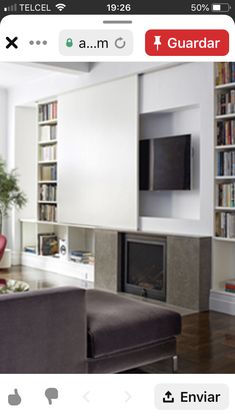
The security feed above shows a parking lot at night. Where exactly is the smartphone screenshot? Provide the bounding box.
[0,0,234,416]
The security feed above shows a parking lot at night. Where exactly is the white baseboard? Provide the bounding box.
[21,252,94,282]
[11,250,21,266]
[210,289,235,315]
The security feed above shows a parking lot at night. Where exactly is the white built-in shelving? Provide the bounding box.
[210,62,235,315]
[20,97,95,283]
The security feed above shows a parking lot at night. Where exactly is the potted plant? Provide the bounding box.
[0,158,27,237]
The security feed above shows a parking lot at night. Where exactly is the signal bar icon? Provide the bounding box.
[4,3,17,12]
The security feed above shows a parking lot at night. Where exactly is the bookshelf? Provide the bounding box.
[37,100,58,223]
[214,63,235,240]
[210,63,235,314]
[21,219,95,283]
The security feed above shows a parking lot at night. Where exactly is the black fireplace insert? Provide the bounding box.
[122,234,166,301]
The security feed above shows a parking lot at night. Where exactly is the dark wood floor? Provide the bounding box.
[2,266,235,373]
[136,311,235,373]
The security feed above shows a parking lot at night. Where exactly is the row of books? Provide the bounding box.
[39,125,57,142]
[39,184,57,202]
[70,250,95,265]
[217,151,235,176]
[217,91,235,115]
[217,120,235,146]
[215,212,235,238]
[39,204,57,222]
[38,233,58,256]
[216,183,235,207]
[39,144,57,161]
[225,280,235,294]
[40,165,57,181]
[38,102,57,122]
[216,63,235,86]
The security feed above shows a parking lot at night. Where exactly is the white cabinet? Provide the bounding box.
[58,75,138,230]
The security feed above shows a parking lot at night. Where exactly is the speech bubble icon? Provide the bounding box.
[45,388,58,405]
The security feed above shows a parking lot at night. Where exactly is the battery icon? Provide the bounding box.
[212,3,231,12]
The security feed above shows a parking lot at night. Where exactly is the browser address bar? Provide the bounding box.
[59,30,133,56]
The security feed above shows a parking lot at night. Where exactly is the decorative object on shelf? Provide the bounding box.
[59,238,67,259]
[0,158,27,234]
[0,279,29,294]
[38,233,58,256]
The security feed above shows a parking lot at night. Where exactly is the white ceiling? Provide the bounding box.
[0,63,56,88]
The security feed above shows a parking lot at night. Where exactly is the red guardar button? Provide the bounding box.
[145,30,229,56]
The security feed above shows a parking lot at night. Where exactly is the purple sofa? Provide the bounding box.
[0,287,181,373]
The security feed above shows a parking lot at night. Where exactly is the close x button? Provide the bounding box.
[145,29,229,56]
[6,36,18,49]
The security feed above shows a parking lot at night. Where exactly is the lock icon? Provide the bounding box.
[66,38,73,48]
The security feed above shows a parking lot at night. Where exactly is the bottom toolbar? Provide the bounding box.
[0,374,233,417]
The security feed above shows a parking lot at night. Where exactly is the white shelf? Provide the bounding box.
[38,140,57,145]
[38,201,57,204]
[214,237,235,243]
[215,82,235,90]
[38,119,57,126]
[215,207,235,211]
[38,160,57,164]
[215,176,235,180]
[38,180,57,184]
[215,113,235,120]
[215,145,235,150]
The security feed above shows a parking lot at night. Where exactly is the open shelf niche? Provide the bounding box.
[139,106,200,232]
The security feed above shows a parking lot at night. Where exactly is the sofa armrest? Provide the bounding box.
[0,287,87,373]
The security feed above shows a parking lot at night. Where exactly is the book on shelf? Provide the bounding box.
[38,233,58,256]
[24,245,36,254]
[217,90,235,115]
[70,250,95,264]
[38,101,57,122]
[39,203,57,222]
[217,151,235,176]
[39,144,57,161]
[216,183,235,207]
[217,120,235,146]
[215,211,235,238]
[225,280,235,293]
[39,125,57,142]
[39,184,57,201]
[216,63,235,86]
[40,165,57,181]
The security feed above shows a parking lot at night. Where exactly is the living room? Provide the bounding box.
[0,61,235,373]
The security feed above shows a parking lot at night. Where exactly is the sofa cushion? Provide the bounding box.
[86,289,181,359]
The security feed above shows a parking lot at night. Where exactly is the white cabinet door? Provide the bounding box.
[58,75,138,230]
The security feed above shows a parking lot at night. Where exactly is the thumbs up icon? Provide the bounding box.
[8,389,22,406]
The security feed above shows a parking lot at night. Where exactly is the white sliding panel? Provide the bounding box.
[58,75,138,230]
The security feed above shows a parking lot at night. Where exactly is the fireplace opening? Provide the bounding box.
[122,234,166,301]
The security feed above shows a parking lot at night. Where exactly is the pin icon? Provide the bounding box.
[45,388,58,405]
[8,389,22,406]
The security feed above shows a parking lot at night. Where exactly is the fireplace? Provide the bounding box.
[122,234,166,301]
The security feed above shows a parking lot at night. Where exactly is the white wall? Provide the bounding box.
[58,75,138,230]
[0,88,7,235]
[0,89,7,160]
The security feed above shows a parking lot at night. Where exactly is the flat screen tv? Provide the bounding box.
[139,134,191,191]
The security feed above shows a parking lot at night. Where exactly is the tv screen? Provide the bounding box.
[139,134,191,191]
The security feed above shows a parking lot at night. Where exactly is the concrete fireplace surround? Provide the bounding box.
[95,230,211,311]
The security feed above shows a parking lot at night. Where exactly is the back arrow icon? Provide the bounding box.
[83,391,91,403]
